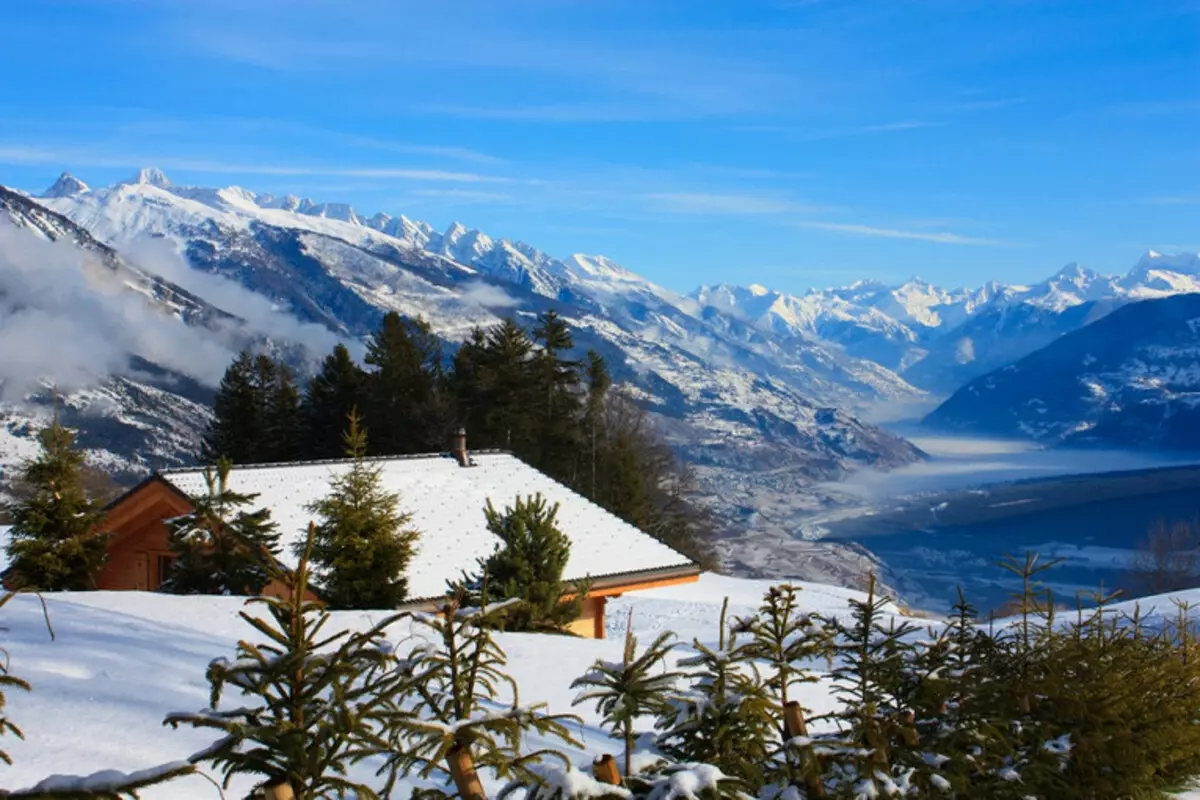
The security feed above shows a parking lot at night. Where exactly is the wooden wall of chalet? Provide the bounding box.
[95,479,192,591]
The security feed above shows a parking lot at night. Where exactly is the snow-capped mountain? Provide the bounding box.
[1,170,926,519]
[698,251,1200,396]
[923,292,1200,449]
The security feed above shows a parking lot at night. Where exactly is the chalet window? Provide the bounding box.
[156,554,177,588]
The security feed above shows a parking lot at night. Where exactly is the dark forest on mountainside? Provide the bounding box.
[200,310,717,568]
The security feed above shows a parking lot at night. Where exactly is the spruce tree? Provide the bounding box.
[582,350,611,502]
[305,410,420,609]
[363,312,444,455]
[481,318,538,453]
[571,612,684,779]
[166,524,411,799]
[386,583,582,795]
[264,361,304,462]
[202,350,260,464]
[655,598,776,793]
[302,343,366,461]
[479,494,586,632]
[531,310,582,476]
[3,406,108,592]
[161,458,281,596]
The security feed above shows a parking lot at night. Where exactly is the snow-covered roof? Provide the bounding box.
[158,452,696,601]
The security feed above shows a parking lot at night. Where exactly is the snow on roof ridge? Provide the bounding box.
[158,448,512,476]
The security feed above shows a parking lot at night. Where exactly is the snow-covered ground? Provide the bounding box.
[0,574,901,797]
[4,573,1200,798]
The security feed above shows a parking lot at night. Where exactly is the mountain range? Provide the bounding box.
[3,166,1200,591]
[925,292,1200,449]
[1,169,926,509]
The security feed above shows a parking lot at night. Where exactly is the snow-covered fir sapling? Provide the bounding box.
[386,579,583,800]
[814,574,922,798]
[165,523,411,799]
[655,597,775,796]
[161,456,282,596]
[732,585,832,799]
[571,609,685,781]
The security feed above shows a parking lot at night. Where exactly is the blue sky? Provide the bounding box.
[1,0,1197,293]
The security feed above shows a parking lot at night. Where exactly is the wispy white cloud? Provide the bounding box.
[795,220,1007,246]
[954,97,1028,111]
[0,144,513,183]
[409,188,518,203]
[858,120,946,133]
[1142,196,1200,206]
[643,192,826,215]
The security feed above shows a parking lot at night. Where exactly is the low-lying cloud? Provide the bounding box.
[0,224,234,400]
[120,236,348,358]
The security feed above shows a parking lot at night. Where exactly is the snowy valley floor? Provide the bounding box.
[4,574,1200,798]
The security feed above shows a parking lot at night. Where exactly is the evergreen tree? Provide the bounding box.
[531,310,582,476]
[479,494,586,632]
[166,524,411,799]
[264,361,304,462]
[449,326,490,445]
[656,598,776,792]
[582,350,611,502]
[202,350,260,464]
[305,410,420,609]
[386,583,582,796]
[302,343,366,461]
[816,574,922,797]
[161,458,281,596]
[3,406,108,591]
[480,318,538,452]
[363,312,445,455]
[571,613,684,778]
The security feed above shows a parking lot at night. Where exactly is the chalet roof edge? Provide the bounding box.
[155,449,512,476]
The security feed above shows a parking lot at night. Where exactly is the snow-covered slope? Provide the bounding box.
[924,292,1200,448]
[22,170,924,503]
[697,251,1200,396]
[0,574,905,798]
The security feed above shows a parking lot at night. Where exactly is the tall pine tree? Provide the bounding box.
[531,310,582,477]
[202,350,260,464]
[162,458,281,596]
[305,410,420,609]
[264,362,304,462]
[363,312,445,455]
[302,343,365,460]
[3,403,107,591]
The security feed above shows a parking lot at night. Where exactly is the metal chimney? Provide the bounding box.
[451,427,469,466]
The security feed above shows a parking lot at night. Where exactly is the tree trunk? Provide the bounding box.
[448,745,487,800]
[594,754,621,785]
[262,779,296,800]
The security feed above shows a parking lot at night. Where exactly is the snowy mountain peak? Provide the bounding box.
[42,172,90,198]
[126,167,171,188]
[1133,249,1200,276]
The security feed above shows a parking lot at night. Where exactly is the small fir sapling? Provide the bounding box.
[387,578,583,799]
[165,523,411,799]
[731,585,832,798]
[813,574,921,798]
[571,609,685,780]
[655,598,776,795]
[161,457,282,596]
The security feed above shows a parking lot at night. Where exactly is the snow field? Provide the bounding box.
[5,572,1200,798]
[0,574,904,798]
